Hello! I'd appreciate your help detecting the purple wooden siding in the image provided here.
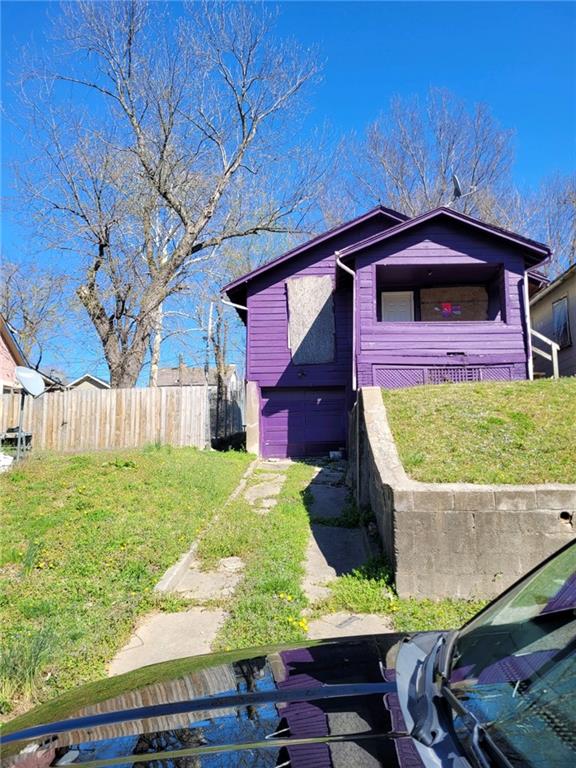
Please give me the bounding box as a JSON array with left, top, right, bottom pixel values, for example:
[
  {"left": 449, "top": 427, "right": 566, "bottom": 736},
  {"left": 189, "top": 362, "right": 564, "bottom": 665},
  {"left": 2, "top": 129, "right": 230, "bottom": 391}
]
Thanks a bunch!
[
  {"left": 355, "top": 222, "right": 530, "bottom": 386},
  {"left": 260, "top": 387, "right": 346, "bottom": 458},
  {"left": 246, "top": 217, "right": 386, "bottom": 393},
  {"left": 244, "top": 214, "right": 536, "bottom": 456}
]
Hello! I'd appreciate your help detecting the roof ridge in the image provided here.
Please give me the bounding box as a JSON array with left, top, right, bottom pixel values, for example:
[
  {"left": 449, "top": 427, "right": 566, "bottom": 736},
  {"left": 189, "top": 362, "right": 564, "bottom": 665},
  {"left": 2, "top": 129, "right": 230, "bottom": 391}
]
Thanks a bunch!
[
  {"left": 337, "top": 206, "right": 550, "bottom": 262},
  {"left": 222, "top": 205, "right": 407, "bottom": 295}
]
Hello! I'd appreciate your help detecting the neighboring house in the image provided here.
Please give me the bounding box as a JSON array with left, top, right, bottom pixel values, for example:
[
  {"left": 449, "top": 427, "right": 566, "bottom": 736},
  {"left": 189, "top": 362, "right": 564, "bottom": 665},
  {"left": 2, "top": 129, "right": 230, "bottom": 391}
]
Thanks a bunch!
[
  {"left": 0, "top": 313, "right": 28, "bottom": 393},
  {"left": 68, "top": 373, "right": 111, "bottom": 391},
  {"left": 530, "top": 263, "right": 576, "bottom": 378},
  {"left": 223, "top": 205, "right": 551, "bottom": 458},
  {"left": 157, "top": 364, "right": 239, "bottom": 394},
  {"left": 1, "top": 314, "right": 65, "bottom": 396}
]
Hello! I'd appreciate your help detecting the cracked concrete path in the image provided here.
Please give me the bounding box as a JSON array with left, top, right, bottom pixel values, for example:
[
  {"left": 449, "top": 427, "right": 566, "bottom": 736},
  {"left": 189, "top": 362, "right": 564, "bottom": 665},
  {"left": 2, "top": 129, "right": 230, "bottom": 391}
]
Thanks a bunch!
[
  {"left": 307, "top": 611, "right": 393, "bottom": 639},
  {"left": 110, "top": 458, "right": 294, "bottom": 674},
  {"left": 302, "top": 463, "right": 368, "bottom": 605},
  {"left": 108, "top": 609, "right": 227, "bottom": 676},
  {"left": 174, "top": 556, "right": 244, "bottom": 600},
  {"left": 302, "top": 462, "right": 392, "bottom": 639}
]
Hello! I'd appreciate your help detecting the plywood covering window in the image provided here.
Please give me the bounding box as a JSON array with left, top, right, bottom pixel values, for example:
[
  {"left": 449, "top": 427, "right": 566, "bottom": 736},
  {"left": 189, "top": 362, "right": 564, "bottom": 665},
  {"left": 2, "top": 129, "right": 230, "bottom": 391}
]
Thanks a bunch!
[
  {"left": 420, "top": 286, "right": 489, "bottom": 321},
  {"left": 287, "top": 275, "right": 335, "bottom": 364}
]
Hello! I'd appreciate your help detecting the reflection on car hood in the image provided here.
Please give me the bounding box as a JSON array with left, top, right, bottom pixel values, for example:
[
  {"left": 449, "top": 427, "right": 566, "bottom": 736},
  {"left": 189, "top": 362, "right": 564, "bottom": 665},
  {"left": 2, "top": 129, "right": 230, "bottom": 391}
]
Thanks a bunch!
[{"left": 0, "top": 632, "right": 448, "bottom": 768}]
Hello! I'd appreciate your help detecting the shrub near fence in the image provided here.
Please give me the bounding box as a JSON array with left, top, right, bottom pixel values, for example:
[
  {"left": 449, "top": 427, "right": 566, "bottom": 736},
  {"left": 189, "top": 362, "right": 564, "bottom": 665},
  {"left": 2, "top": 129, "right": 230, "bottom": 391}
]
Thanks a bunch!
[{"left": 0, "top": 386, "right": 209, "bottom": 452}]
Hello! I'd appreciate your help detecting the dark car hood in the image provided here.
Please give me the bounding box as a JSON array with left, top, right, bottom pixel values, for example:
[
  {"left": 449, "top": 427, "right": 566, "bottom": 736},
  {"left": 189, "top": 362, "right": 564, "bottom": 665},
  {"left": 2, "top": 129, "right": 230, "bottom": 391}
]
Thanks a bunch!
[{"left": 1, "top": 632, "right": 453, "bottom": 768}]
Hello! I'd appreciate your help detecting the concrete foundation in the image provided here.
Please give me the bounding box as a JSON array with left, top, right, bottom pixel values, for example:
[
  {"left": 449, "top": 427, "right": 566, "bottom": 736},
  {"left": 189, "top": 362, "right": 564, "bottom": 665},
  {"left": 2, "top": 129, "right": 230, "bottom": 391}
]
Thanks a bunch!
[{"left": 353, "top": 387, "right": 575, "bottom": 600}]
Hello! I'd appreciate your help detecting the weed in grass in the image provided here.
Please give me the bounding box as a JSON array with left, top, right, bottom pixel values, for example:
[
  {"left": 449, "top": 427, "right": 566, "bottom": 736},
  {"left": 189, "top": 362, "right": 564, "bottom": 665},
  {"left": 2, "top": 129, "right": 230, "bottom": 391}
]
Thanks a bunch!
[
  {"left": 393, "top": 598, "right": 486, "bottom": 633},
  {"left": 0, "top": 628, "right": 54, "bottom": 715},
  {"left": 317, "top": 557, "right": 484, "bottom": 635},
  {"left": 318, "top": 558, "right": 396, "bottom": 615},
  {"left": 20, "top": 540, "right": 42, "bottom": 576},
  {"left": 150, "top": 593, "right": 196, "bottom": 613},
  {"left": 101, "top": 458, "right": 137, "bottom": 469}
]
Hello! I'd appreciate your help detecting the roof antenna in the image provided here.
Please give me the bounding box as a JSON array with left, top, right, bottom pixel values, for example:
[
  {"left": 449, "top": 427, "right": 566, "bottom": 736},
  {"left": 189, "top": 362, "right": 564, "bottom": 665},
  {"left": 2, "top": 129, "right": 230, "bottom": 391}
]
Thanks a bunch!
[{"left": 448, "top": 173, "right": 478, "bottom": 207}]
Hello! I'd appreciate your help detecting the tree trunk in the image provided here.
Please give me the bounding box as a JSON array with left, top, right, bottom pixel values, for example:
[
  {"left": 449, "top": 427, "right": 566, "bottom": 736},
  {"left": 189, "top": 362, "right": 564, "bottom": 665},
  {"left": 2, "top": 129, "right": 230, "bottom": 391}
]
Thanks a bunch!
[
  {"left": 106, "top": 324, "right": 152, "bottom": 388},
  {"left": 148, "top": 303, "right": 163, "bottom": 387}
]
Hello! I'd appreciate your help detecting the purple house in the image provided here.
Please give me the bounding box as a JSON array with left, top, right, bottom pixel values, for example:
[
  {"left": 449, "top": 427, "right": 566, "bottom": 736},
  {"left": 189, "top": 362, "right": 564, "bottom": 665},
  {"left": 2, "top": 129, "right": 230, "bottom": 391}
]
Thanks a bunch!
[{"left": 222, "top": 206, "right": 550, "bottom": 458}]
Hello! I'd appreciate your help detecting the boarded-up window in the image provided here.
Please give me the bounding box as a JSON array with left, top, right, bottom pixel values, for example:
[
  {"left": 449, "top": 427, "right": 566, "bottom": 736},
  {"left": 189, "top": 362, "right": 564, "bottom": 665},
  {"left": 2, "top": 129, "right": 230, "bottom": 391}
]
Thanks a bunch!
[
  {"left": 287, "top": 275, "right": 335, "bottom": 364},
  {"left": 420, "top": 286, "right": 489, "bottom": 321}
]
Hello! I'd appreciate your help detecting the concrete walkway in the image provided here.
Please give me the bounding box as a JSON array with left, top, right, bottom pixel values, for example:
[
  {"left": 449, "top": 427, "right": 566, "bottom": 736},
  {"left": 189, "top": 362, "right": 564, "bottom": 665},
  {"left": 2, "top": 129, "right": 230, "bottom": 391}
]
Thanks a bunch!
[
  {"left": 109, "top": 457, "right": 391, "bottom": 676},
  {"left": 302, "top": 462, "right": 394, "bottom": 638},
  {"left": 108, "top": 457, "right": 292, "bottom": 676}
]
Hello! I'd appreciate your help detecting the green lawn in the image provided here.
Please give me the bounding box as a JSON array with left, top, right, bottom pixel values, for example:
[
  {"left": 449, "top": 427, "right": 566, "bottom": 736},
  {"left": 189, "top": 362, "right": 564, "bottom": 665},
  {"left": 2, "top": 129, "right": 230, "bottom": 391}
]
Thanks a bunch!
[
  {"left": 1, "top": 447, "right": 494, "bottom": 720},
  {"left": 311, "top": 557, "right": 485, "bottom": 631},
  {"left": 382, "top": 378, "right": 576, "bottom": 484},
  {"left": 0, "top": 446, "right": 251, "bottom": 716}
]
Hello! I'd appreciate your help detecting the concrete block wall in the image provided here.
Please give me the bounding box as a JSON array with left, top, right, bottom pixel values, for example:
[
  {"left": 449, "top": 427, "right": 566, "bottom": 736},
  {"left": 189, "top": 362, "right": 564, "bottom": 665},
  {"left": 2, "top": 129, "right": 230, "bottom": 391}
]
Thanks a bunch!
[{"left": 355, "top": 387, "right": 575, "bottom": 599}]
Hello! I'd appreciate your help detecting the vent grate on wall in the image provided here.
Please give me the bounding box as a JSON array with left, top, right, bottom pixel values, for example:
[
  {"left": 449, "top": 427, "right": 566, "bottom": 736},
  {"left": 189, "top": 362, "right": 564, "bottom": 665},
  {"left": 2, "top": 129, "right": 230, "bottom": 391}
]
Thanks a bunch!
[
  {"left": 373, "top": 365, "right": 513, "bottom": 389},
  {"left": 427, "top": 367, "right": 482, "bottom": 384}
]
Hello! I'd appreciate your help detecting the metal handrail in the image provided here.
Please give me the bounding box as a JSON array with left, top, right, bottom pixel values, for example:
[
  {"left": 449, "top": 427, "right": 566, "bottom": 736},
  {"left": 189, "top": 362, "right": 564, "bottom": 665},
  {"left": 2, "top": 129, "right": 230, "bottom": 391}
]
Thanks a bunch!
[{"left": 530, "top": 329, "right": 560, "bottom": 379}]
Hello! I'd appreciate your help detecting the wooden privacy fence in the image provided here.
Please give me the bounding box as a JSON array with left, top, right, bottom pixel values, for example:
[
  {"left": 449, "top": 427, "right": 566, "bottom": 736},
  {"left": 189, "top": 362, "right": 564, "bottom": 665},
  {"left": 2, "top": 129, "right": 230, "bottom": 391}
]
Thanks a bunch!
[{"left": 0, "top": 386, "right": 209, "bottom": 452}]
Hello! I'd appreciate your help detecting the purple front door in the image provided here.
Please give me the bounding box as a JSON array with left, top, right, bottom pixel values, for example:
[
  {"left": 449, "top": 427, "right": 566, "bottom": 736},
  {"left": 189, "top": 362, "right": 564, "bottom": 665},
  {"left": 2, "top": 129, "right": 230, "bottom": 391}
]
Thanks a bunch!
[{"left": 260, "top": 387, "right": 347, "bottom": 459}]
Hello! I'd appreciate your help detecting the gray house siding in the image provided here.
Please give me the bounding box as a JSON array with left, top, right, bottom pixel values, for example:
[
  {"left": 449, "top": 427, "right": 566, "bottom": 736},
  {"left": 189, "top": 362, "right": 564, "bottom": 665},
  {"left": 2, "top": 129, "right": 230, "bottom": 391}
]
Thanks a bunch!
[{"left": 531, "top": 266, "right": 576, "bottom": 377}]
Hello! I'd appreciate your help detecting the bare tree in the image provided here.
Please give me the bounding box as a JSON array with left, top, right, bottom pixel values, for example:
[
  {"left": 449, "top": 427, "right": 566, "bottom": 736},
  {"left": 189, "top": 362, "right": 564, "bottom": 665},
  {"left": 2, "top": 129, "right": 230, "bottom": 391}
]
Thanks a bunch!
[
  {"left": 533, "top": 173, "right": 576, "bottom": 274},
  {"left": 0, "top": 258, "right": 67, "bottom": 365},
  {"left": 16, "top": 1, "right": 321, "bottom": 387},
  {"left": 480, "top": 173, "right": 576, "bottom": 276},
  {"left": 349, "top": 88, "right": 514, "bottom": 219}
]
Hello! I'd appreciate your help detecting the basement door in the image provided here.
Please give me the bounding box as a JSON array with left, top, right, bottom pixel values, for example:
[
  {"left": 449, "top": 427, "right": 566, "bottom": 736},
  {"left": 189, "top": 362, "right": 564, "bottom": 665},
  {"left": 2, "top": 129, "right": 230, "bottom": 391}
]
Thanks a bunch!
[{"left": 260, "top": 387, "right": 347, "bottom": 459}]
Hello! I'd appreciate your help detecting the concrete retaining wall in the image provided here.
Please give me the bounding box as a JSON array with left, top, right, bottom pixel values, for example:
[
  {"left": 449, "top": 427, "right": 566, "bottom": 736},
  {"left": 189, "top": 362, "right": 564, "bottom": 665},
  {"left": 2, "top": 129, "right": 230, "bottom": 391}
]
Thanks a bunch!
[{"left": 353, "top": 387, "right": 575, "bottom": 599}]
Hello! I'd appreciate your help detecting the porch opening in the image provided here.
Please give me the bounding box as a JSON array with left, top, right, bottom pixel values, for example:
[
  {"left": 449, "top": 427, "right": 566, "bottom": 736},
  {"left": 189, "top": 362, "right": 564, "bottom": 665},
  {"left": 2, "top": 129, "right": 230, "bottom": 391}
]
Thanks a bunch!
[{"left": 376, "top": 264, "right": 505, "bottom": 323}]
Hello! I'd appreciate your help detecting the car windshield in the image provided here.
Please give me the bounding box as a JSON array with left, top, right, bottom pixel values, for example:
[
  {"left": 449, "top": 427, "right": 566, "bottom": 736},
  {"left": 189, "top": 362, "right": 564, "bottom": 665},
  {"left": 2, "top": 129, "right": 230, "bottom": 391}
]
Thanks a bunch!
[{"left": 448, "top": 543, "right": 576, "bottom": 768}]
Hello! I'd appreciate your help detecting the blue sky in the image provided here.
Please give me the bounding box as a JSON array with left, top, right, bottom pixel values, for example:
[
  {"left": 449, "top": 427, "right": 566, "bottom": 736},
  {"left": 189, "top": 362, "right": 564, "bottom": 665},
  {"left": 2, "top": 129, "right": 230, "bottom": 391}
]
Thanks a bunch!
[
  {"left": 1, "top": 1, "right": 575, "bottom": 379},
  {"left": 274, "top": 1, "right": 576, "bottom": 187}
]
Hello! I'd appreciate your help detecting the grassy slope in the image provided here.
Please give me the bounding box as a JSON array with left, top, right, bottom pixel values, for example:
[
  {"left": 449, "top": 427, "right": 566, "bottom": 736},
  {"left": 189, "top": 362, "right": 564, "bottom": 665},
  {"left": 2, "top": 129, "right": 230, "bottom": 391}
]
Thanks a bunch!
[
  {"left": 383, "top": 378, "right": 576, "bottom": 484},
  {"left": 0, "top": 447, "right": 251, "bottom": 714}
]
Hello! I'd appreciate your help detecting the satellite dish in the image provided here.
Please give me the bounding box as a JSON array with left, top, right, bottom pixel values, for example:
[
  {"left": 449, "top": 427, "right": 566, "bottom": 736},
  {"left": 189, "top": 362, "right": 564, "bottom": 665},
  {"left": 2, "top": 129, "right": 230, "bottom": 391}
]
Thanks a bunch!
[
  {"left": 452, "top": 174, "right": 463, "bottom": 199},
  {"left": 15, "top": 366, "right": 45, "bottom": 398}
]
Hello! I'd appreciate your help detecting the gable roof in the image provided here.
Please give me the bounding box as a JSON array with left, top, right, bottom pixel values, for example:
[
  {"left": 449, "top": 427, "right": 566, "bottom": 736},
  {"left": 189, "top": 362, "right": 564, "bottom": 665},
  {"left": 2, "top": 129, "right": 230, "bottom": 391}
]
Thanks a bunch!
[
  {"left": 222, "top": 205, "right": 408, "bottom": 300},
  {"left": 336, "top": 206, "right": 551, "bottom": 265},
  {"left": 530, "top": 262, "right": 576, "bottom": 306},
  {"left": 68, "top": 373, "right": 110, "bottom": 389}
]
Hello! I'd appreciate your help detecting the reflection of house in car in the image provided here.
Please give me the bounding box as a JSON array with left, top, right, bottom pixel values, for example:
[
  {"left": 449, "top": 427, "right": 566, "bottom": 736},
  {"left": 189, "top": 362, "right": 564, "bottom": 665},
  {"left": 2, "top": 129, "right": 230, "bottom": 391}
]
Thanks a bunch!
[
  {"left": 222, "top": 206, "right": 552, "bottom": 458},
  {"left": 530, "top": 263, "right": 575, "bottom": 378}
]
